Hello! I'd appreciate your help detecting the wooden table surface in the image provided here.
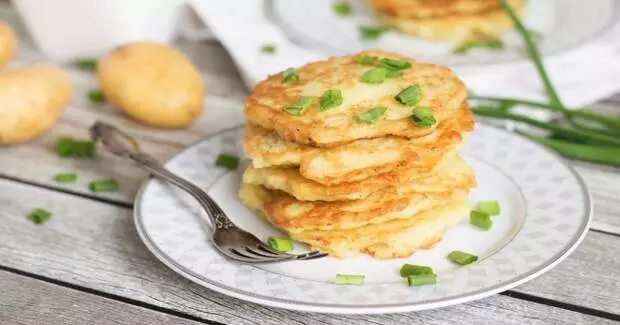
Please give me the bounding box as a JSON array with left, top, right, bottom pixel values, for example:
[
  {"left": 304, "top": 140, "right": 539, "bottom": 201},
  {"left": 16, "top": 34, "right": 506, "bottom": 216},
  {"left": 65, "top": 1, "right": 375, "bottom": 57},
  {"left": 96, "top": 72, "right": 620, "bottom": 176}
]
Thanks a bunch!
[{"left": 1, "top": 13, "right": 620, "bottom": 325}]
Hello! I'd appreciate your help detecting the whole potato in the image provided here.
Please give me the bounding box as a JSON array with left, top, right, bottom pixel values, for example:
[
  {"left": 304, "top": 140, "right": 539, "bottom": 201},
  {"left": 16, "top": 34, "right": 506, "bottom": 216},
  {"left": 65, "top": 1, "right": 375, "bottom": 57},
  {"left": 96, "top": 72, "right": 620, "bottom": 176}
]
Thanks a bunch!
[
  {"left": 97, "top": 42, "right": 205, "bottom": 128},
  {"left": 0, "top": 21, "right": 17, "bottom": 69},
  {"left": 0, "top": 65, "right": 73, "bottom": 144}
]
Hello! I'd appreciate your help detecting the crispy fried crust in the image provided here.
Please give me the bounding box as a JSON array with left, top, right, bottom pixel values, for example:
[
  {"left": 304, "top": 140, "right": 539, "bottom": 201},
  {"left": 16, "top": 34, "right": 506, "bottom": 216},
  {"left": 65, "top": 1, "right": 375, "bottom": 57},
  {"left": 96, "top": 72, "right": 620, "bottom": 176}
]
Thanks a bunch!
[{"left": 245, "top": 50, "right": 466, "bottom": 147}]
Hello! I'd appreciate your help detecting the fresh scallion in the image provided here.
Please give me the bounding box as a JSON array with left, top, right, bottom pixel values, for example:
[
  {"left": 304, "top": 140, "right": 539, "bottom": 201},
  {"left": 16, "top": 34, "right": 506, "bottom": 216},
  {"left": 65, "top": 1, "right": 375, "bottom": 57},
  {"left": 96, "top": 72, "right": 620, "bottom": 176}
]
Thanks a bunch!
[
  {"left": 55, "top": 137, "right": 96, "bottom": 158},
  {"left": 215, "top": 154, "right": 240, "bottom": 170},
  {"left": 411, "top": 107, "right": 436, "bottom": 128},
  {"left": 267, "top": 236, "right": 294, "bottom": 252},
  {"left": 319, "top": 89, "right": 344, "bottom": 111},
  {"left": 27, "top": 208, "right": 52, "bottom": 225},
  {"left": 335, "top": 274, "right": 365, "bottom": 285},
  {"left": 407, "top": 274, "right": 437, "bottom": 287},
  {"left": 385, "top": 70, "right": 403, "bottom": 78},
  {"left": 355, "top": 107, "right": 386, "bottom": 124},
  {"left": 447, "top": 251, "right": 479, "bottom": 266},
  {"left": 261, "top": 44, "right": 276, "bottom": 54},
  {"left": 395, "top": 85, "right": 421, "bottom": 106},
  {"left": 75, "top": 58, "right": 97, "bottom": 71},
  {"left": 476, "top": 201, "right": 501, "bottom": 216},
  {"left": 470, "top": 210, "right": 492, "bottom": 230},
  {"left": 89, "top": 179, "right": 119, "bottom": 192},
  {"left": 399, "top": 264, "right": 434, "bottom": 277},
  {"left": 359, "top": 26, "right": 389, "bottom": 41},
  {"left": 453, "top": 38, "right": 504, "bottom": 55},
  {"left": 281, "top": 68, "right": 299, "bottom": 84},
  {"left": 333, "top": 1, "right": 352, "bottom": 16},
  {"left": 355, "top": 55, "right": 378, "bottom": 65},
  {"left": 360, "top": 68, "right": 387, "bottom": 84},
  {"left": 378, "top": 58, "right": 411, "bottom": 70},
  {"left": 282, "top": 96, "right": 315, "bottom": 116},
  {"left": 88, "top": 89, "right": 105, "bottom": 103},
  {"left": 53, "top": 173, "right": 78, "bottom": 183}
]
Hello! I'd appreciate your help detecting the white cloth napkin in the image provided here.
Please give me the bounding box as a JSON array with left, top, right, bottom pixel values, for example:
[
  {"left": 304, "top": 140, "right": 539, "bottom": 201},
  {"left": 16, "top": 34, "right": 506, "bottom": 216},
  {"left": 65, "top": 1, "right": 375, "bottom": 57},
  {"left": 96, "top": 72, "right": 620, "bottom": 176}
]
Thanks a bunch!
[{"left": 189, "top": 0, "right": 620, "bottom": 109}]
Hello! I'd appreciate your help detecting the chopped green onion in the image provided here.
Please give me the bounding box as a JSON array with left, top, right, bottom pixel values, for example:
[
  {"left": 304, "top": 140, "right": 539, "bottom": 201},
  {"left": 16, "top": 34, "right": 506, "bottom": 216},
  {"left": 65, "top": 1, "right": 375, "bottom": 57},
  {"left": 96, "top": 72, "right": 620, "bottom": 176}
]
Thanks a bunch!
[
  {"left": 407, "top": 274, "right": 437, "bottom": 287},
  {"left": 378, "top": 58, "right": 411, "bottom": 70},
  {"left": 335, "top": 274, "right": 365, "bottom": 285},
  {"left": 281, "top": 68, "right": 299, "bottom": 84},
  {"left": 470, "top": 210, "right": 492, "bottom": 230},
  {"left": 447, "top": 251, "right": 478, "bottom": 265},
  {"left": 88, "top": 89, "right": 105, "bottom": 103},
  {"left": 75, "top": 58, "right": 97, "bottom": 71},
  {"left": 395, "top": 85, "right": 421, "bottom": 106},
  {"left": 453, "top": 38, "right": 505, "bottom": 55},
  {"left": 282, "top": 96, "right": 315, "bottom": 116},
  {"left": 355, "top": 107, "right": 386, "bottom": 124},
  {"left": 333, "top": 1, "right": 352, "bottom": 16},
  {"left": 399, "top": 264, "right": 434, "bottom": 277},
  {"left": 411, "top": 107, "right": 436, "bottom": 128},
  {"left": 476, "top": 201, "right": 501, "bottom": 216},
  {"left": 385, "top": 70, "right": 403, "bottom": 78},
  {"left": 261, "top": 44, "right": 276, "bottom": 54},
  {"left": 267, "top": 236, "right": 294, "bottom": 252},
  {"left": 55, "top": 137, "right": 96, "bottom": 158},
  {"left": 89, "top": 179, "right": 119, "bottom": 192},
  {"left": 359, "top": 26, "right": 389, "bottom": 41},
  {"left": 319, "top": 89, "right": 344, "bottom": 111},
  {"left": 361, "top": 68, "right": 386, "bottom": 84},
  {"left": 355, "top": 55, "right": 378, "bottom": 65},
  {"left": 53, "top": 173, "right": 78, "bottom": 183},
  {"left": 27, "top": 208, "right": 52, "bottom": 225},
  {"left": 215, "top": 154, "right": 240, "bottom": 170}
]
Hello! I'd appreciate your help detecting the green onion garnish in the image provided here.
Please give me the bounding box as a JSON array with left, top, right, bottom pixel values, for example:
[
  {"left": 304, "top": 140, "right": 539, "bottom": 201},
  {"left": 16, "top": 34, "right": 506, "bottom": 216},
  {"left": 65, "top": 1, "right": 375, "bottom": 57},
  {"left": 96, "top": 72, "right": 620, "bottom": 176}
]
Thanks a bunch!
[
  {"left": 355, "top": 107, "right": 386, "bottom": 124},
  {"left": 359, "top": 26, "right": 388, "bottom": 41},
  {"left": 27, "top": 208, "right": 52, "bottom": 225},
  {"left": 88, "top": 89, "right": 105, "bottom": 103},
  {"left": 355, "top": 55, "right": 378, "bottom": 65},
  {"left": 333, "top": 1, "right": 352, "bottom": 16},
  {"left": 319, "top": 89, "right": 344, "bottom": 111},
  {"left": 378, "top": 58, "right": 411, "bottom": 70},
  {"left": 75, "top": 58, "right": 97, "bottom": 71},
  {"left": 53, "top": 173, "right": 78, "bottom": 183},
  {"left": 407, "top": 274, "right": 437, "bottom": 287},
  {"left": 476, "top": 201, "right": 501, "bottom": 216},
  {"left": 453, "top": 38, "right": 505, "bottom": 55},
  {"left": 470, "top": 210, "right": 492, "bottom": 230},
  {"left": 411, "top": 107, "right": 436, "bottom": 128},
  {"left": 281, "top": 68, "right": 299, "bottom": 84},
  {"left": 55, "top": 137, "right": 96, "bottom": 158},
  {"left": 215, "top": 154, "right": 240, "bottom": 170},
  {"left": 282, "top": 96, "right": 315, "bottom": 116},
  {"left": 395, "top": 85, "right": 421, "bottom": 106},
  {"left": 267, "top": 236, "right": 294, "bottom": 252},
  {"left": 385, "top": 70, "right": 403, "bottom": 78},
  {"left": 447, "top": 251, "right": 478, "bottom": 266},
  {"left": 89, "top": 179, "right": 119, "bottom": 192},
  {"left": 361, "top": 68, "right": 387, "bottom": 84},
  {"left": 399, "top": 264, "right": 434, "bottom": 277},
  {"left": 261, "top": 44, "right": 276, "bottom": 54},
  {"left": 335, "top": 274, "right": 365, "bottom": 285}
]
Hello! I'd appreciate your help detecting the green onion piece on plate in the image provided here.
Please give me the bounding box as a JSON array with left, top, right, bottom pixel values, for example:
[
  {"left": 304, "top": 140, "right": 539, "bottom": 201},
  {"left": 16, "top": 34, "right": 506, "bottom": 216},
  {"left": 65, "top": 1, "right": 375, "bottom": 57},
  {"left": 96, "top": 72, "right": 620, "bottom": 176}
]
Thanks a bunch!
[
  {"left": 359, "top": 26, "right": 388, "bottom": 41},
  {"left": 281, "top": 68, "right": 299, "bottom": 84},
  {"left": 335, "top": 274, "right": 365, "bottom": 285},
  {"left": 261, "top": 44, "right": 276, "bottom": 54},
  {"left": 333, "top": 1, "right": 352, "bottom": 16},
  {"left": 88, "top": 89, "right": 105, "bottom": 103},
  {"left": 215, "top": 154, "right": 240, "bottom": 170},
  {"left": 395, "top": 85, "right": 421, "bottom": 106},
  {"left": 27, "top": 208, "right": 52, "bottom": 225},
  {"left": 53, "top": 173, "right": 78, "bottom": 183},
  {"left": 378, "top": 58, "right": 411, "bottom": 70},
  {"left": 355, "top": 107, "right": 386, "bottom": 124},
  {"left": 361, "top": 68, "right": 387, "bottom": 84},
  {"left": 411, "top": 107, "right": 436, "bottom": 128},
  {"left": 470, "top": 210, "right": 492, "bottom": 230},
  {"left": 267, "top": 236, "right": 294, "bottom": 252},
  {"left": 75, "top": 58, "right": 97, "bottom": 71},
  {"left": 55, "top": 137, "right": 96, "bottom": 158},
  {"left": 355, "top": 55, "right": 378, "bottom": 65},
  {"left": 282, "top": 96, "right": 315, "bottom": 116},
  {"left": 407, "top": 274, "right": 437, "bottom": 287},
  {"left": 89, "top": 179, "right": 119, "bottom": 192},
  {"left": 399, "top": 264, "right": 434, "bottom": 277},
  {"left": 447, "top": 251, "right": 479, "bottom": 266},
  {"left": 320, "top": 89, "right": 344, "bottom": 111},
  {"left": 476, "top": 200, "right": 501, "bottom": 216},
  {"left": 453, "top": 38, "right": 505, "bottom": 55}
]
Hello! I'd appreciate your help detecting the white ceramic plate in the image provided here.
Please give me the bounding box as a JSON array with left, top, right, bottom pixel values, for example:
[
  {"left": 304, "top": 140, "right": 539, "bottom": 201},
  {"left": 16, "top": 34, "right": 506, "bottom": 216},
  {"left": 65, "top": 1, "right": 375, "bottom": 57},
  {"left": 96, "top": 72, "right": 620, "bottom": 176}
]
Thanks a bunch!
[
  {"left": 134, "top": 124, "right": 591, "bottom": 314},
  {"left": 265, "top": 0, "right": 620, "bottom": 67}
]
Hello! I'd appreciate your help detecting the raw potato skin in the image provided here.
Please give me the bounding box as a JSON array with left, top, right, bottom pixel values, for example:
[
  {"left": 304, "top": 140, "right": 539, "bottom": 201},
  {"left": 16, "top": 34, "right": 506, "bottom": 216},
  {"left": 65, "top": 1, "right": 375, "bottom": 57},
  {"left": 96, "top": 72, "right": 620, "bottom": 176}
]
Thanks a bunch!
[
  {"left": 97, "top": 42, "right": 205, "bottom": 128},
  {"left": 0, "top": 65, "right": 73, "bottom": 144},
  {"left": 0, "top": 21, "right": 17, "bottom": 69}
]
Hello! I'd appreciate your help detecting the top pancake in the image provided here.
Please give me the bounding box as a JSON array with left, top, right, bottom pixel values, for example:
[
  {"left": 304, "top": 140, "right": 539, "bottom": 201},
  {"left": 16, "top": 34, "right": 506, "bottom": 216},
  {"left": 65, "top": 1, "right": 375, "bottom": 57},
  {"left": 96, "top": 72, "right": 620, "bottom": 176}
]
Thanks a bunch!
[
  {"left": 368, "top": 0, "right": 523, "bottom": 19},
  {"left": 245, "top": 50, "right": 466, "bottom": 147}
]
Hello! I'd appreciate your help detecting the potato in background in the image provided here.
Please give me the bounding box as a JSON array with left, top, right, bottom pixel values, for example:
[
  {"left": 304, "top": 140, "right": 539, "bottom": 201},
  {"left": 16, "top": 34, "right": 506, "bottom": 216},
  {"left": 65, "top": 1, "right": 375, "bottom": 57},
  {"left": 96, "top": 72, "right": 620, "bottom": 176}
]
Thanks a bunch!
[{"left": 0, "top": 21, "right": 17, "bottom": 69}]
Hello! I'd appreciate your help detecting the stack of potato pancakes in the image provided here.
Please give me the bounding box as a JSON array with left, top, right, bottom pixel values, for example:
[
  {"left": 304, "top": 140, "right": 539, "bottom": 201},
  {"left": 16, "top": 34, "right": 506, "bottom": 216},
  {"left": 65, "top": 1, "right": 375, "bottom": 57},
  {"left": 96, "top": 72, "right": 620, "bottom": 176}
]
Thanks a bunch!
[{"left": 240, "top": 50, "right": 476, "bottom": 259}]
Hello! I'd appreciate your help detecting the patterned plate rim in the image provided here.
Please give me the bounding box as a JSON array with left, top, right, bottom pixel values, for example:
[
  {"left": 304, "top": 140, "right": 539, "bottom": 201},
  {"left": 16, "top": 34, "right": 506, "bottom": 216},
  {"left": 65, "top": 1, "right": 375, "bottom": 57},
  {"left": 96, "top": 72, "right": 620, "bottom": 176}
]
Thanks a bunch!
[{"left": 133, "top": 124, "right": 592, "bottom": 314}]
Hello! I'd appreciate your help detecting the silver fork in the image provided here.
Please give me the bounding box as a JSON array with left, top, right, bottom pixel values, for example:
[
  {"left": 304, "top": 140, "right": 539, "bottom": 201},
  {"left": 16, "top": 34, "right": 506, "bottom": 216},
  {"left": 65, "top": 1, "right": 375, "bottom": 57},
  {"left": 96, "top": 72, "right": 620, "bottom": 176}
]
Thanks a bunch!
[{"left": 90, "top": 121, "right": 327, "bottom": 263}]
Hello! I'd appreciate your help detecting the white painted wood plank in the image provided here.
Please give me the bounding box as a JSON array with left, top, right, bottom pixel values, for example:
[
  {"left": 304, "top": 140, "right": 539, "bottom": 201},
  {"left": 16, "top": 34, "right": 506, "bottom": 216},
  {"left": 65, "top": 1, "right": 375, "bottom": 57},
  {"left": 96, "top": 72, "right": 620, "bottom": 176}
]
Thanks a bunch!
[{"left": 0, "top": 179, "right": 617, "bottom": 324}]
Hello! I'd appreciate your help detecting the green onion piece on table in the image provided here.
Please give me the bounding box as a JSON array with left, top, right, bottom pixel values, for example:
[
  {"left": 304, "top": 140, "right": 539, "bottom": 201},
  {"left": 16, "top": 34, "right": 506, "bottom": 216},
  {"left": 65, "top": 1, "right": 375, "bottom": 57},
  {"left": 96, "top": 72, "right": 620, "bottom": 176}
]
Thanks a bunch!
[
  {"left": 88, "top": 89, "right": 105, "bottom": 103},
  {"left": 399, "top": 264, "right": 434, "bottom": 277},
  {"left": 282, "top": 96, "right": 315, "bottom": 116},
  {"left": 215, "top": 154, "right": 240, "bottom": 170},
  {"left": 55, "top": 137, "right": 96, "bottom": 158},
  {"left": 267, "top": 236, "right": 294, "bottom": 252},
  {"left": 470, "top": 210, "right": 492, "bottom": 230},
  {"left": 53, "top": 173, "right": 78, "bottom": 183},
  {"left": 27, "top": 208, "right": 52, "bottom": 225},
  {"left": 355, "top": 107, "right": 386, "bottom": 124},
  {"left": 261, "top": 44, "right": 276, "bottom": 54},
  {"left": 359, "top": 26, "right": 388, "bottom": 41},
  {"left": 395, "top": 86, "right": 421, "bottom": 106},
  {"left": 447, "top": 251, "right": 479, "bottom": 266},
  {"left": 476, "top": 201, "right": 501, "bottom": 216},
  {"left": 320, "top": 89, "right": 344, "bottom": 111},
  {"left": 407, "top": 274, "right": 437, "bottom": 287},
  {"left": 335, "top": 274, "right": 365, "bottom": 285},
  {"left": 411, "top": 107, "right": 436, "bottom": 128},
  {"left": 75, "top": 58, "right": 97, "bottom": 71},
  {"left": 361, "top": 68, "right": 387, "bottom": 84},
  {"left": 355, "top": 55, "right": 378, "bottom": 65},
  {"left": 89, "top": 179, "right": 119, "bottom": 192},
  {"left": 281, "top": 68, "right": 299, "bottom": 84},
  {"left": 378, "top": 58, "right": 411, "bottom": 70},
  {"left": 333, "top": 1, "right": 352, "bottom": 16}
]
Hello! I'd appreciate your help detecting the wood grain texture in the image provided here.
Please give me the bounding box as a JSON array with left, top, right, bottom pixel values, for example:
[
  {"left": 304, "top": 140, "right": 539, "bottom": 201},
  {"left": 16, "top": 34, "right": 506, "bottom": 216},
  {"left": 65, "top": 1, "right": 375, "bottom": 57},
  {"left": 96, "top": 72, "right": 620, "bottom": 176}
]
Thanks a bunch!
[
  {"left": 0, "top": 270, "right": 209, "bottom": 325},
  {"left": 0, "top": 179, "right": 617, "bottom": 325}
]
